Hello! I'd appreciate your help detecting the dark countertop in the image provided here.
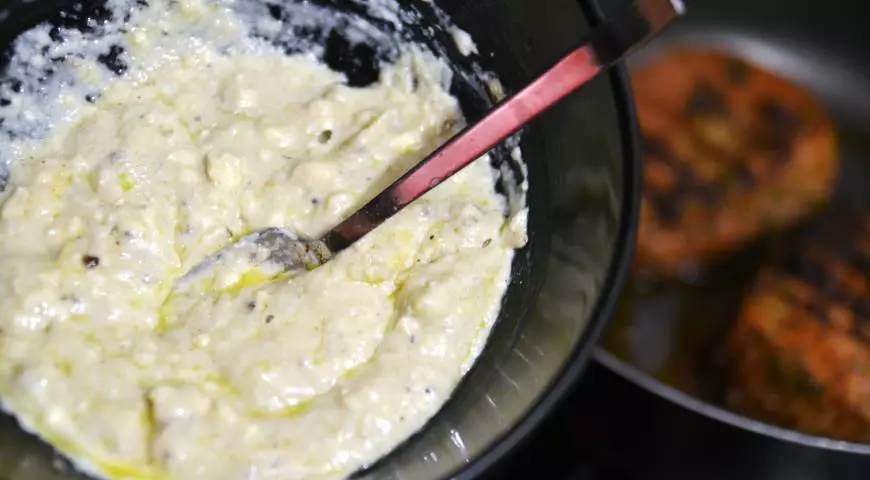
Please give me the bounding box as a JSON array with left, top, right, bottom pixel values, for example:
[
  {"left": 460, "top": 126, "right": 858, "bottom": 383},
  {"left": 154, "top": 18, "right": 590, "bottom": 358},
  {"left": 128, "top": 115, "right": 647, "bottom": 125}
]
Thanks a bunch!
[{"left": 484, "top": 361, "right": 635, "bottom": 480}]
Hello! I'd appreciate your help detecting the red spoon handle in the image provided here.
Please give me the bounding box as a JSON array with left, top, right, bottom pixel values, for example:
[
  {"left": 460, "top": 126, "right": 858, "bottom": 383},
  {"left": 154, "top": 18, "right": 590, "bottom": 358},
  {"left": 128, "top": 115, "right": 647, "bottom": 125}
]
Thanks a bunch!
[
  {"left": 323, "top": 0, "right": 685, "bottom": 253},
  {"left": 393, "top": 45, "right": 601, "bottom": 201}
]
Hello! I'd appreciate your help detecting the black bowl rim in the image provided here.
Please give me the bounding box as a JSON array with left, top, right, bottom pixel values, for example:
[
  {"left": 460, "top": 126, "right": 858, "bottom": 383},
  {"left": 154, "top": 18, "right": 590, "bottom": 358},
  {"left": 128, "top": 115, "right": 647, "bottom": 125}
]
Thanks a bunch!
[
  {"left": 449, "top": 3, "right": 643, "bottom": 477},
  {"left": 594, "top": 343, "right": 870, "bottom": 454}
]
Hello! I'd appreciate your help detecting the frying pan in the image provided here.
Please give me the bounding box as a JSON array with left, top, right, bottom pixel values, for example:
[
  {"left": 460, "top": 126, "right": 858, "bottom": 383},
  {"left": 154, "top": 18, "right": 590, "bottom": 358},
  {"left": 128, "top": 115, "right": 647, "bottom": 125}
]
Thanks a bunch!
[
  {"left": 0, "top": 0, "right": 639, "bottom": 479},
  {"left": 575, "top": 0, "right": 870, "bottom": 478}
]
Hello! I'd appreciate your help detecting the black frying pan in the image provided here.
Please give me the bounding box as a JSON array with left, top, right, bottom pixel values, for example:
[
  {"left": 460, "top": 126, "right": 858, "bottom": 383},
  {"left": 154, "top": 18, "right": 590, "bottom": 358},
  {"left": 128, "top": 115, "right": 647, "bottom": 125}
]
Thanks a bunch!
[{"left": 574, "top": 0, "right": 870, "bottom": 478}]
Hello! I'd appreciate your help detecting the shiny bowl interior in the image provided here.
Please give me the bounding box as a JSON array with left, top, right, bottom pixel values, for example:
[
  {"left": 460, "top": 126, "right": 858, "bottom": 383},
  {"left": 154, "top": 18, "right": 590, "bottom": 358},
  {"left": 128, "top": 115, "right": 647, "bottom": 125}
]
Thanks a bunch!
[{"left": 0, "top": 0, "right": 638, "bottom": 479}]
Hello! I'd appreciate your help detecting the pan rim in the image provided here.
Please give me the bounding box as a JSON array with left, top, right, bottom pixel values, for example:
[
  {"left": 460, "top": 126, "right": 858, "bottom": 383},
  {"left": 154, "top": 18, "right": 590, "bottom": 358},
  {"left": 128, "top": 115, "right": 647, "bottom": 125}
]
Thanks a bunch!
[{"left": 593, "top": 349, "right": 870, "bottom": 455}]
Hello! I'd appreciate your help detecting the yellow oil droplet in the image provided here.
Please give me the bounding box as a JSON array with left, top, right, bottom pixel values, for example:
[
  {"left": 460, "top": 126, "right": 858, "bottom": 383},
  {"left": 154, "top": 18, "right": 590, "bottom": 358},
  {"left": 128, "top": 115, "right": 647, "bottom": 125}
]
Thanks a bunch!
[
  {"left": 100, "top": 460, "right": 167, "bottom": 480},
  {"left": 51, "top": 172, "right": 73, "bottom": 198},
  {"left": 250, "top": 400, "right": 313, "bottom": 419},
  {"left": 4, "top": 403, "right": 168, "bottom": 480},
  {"left": 56, "top": 360, "right": 72, "bottom": 376},
  {"left": 221, "top": 269, "right": 276, "bottom": 295},
  {"left": 119, "top": 172, "right": 136, "bottom": 192}
]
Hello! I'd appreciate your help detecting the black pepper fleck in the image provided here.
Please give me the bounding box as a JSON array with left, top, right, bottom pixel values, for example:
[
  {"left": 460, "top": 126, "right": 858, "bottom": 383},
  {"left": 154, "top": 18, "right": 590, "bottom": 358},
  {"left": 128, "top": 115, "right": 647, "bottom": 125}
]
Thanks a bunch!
[
  {"left": 424, "top": 387, "right": 434, "bottom": 395},
  {"left": 317, "top": 130, "right": 333, "bottom": 143},
  {"left": 429, "top": 235, "right": 435, "bottom": 240},
  {"left": 247, "top": 301, "right": 257, "bottom": 311},
  {"left": 266, "top": 3, "right": 282, "bottom": 19},
  {"left": 265, "top": 314, "right": 275, "bottom": 324},
  {"left": 482, "top": 238, "right": 492, "bottom": 248},
  {"left": 82, "top": 255, "right": 100, "bottom": 269},
  {"left": 311, "top": 197, "right": 321, "bottom": 205}
]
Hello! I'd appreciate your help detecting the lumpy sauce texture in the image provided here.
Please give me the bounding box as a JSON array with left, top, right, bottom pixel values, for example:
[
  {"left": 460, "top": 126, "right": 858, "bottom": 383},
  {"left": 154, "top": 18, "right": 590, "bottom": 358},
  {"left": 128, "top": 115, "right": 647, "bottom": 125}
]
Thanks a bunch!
[{"left": 0, "top": 0, "right": 527, "bottom": 478}]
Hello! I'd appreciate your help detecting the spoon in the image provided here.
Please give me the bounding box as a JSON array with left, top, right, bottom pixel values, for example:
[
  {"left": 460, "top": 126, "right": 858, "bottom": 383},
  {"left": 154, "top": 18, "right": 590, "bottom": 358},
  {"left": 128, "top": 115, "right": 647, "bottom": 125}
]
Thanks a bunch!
[{"left": 179, "top": 0, "right": 685, "bottom": 284}]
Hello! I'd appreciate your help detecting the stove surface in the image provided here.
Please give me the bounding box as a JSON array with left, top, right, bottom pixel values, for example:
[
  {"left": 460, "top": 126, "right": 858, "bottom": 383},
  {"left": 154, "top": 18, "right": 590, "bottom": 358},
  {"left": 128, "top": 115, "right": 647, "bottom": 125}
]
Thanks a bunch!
[{"left": 484, "top": 364, "right": 635, "bottom": 480}]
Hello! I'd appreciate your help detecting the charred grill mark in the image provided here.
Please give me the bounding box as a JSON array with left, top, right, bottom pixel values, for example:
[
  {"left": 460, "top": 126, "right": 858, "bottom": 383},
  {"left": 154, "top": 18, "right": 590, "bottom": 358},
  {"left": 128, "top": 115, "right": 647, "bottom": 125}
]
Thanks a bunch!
[
  {"left": 644, "top": 80, "right": 765, "bottom": 217},
  {"left": 806, "top": 299, "right": 830, "bottom": 325},
  {"left": 732, "top": 162, "right": 756, "bottom": 188},
  {"left": 775, "top": 216, "right": 870, "bottom": 337},
  {"left": 642, "top": 128, "right": 741, "bottom": 221},
  {"left": 647, "top": 192, "right": 682, "bottom": 225},
  {"left": 641, "top": 134, "right": 668, "bottom": 158},
  {"left": 766, "top": 141, "right": 794, "bottom": 166},
  {"left": 649, "top": 151, "right": 697, "bottom": 190},
  {"left": 687, "top": 81, "right": 728, "bottom": 116},
  {"left": 771, "top": 278, "right": 829, "bottom": 326},
  {"left": 751, "top": 103, "right": 801, "bottom": 167},
  {"left": 724, "top": 57, "right": 750, "bottom": 86},
  {"left": 758, "top": 99, "right": 801, "bottom": 137},
  {"left": 647, "top": 88, "right": 812, "bottom": 207},
  {"left": 641, "top": 134, "right": 704, "bottom": 223},
  {"left": 655, "top": 128, "right": 756, "bottom": 207},
  {"left": 802, "top": 216, "right": 870, "bottom": 279}
]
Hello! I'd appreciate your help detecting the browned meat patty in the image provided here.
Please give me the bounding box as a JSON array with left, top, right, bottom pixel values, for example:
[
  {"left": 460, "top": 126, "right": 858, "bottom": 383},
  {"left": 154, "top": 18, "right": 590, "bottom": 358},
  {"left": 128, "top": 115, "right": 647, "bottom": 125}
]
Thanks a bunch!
[
  {"left": 632, "top": 48, "right": 839, "bottom": 276},
  {"left": 728, "top": 212, "right": 870, "bottom": 441}
]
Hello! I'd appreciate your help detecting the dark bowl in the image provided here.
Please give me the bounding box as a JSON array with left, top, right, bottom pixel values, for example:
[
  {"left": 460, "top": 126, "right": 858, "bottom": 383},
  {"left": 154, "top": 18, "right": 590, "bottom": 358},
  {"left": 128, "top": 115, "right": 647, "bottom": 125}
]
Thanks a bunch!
[{"left": 0, "top": 0, "right": 639, "bottom": 479}]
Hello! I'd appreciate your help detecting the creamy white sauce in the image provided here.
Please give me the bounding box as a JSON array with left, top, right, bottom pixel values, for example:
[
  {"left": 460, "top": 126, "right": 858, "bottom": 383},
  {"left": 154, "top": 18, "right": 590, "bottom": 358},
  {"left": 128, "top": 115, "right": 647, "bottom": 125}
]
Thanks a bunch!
[{"left": 0, "top": 0, "right": 526, "bottom": 479}]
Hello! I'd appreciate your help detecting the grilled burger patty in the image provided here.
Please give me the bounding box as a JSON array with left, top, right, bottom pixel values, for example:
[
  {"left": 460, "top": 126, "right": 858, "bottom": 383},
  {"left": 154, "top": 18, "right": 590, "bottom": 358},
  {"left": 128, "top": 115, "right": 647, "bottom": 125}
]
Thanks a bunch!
[
  {"left": 728, "top": 212, "right": 870, "bottom": 441},
  {"left": 632, "top": 49, "right": 839, "bottom": 276}
]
